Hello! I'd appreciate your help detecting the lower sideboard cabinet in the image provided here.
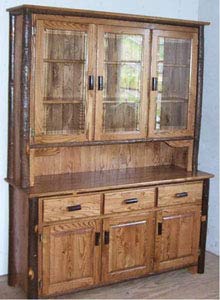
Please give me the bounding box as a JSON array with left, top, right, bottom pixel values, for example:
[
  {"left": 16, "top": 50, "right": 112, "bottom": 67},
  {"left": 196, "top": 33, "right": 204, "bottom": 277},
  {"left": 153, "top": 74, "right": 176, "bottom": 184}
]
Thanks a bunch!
[{"left": 35, "top": 181, "right": 206, "bottom": 297}]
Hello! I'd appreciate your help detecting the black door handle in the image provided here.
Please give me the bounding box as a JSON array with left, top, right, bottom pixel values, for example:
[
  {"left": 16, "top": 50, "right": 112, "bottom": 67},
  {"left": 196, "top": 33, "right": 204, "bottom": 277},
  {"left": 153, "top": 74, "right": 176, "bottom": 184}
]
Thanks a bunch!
[
  {"left": 67, "top": 204, "right": 81, "bottom": 212},
  {"left": 158, "top": 222, "right": 162, "bottom": 235},
  {"left": 98, "top": 76, "right": 103, "bottom": 90},
  {"left": 152, "top": 77, "right": 158, "bottom": 91},
  {"left": 88, "top": 75, "right": 94, "bottom": 90}
]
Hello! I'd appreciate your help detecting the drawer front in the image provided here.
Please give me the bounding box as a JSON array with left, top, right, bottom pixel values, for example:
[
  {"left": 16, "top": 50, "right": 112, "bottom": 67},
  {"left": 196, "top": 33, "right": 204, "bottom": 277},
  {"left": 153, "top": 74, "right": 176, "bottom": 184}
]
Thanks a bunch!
[
  {"left": 43, "top": 194, "right": 101, "bottom": 222},
  {"left": 158, "top": 182, "right": 203, "bottom": 207},
  {"left": 104, "top": 188, "right": 155, "bottom": 214}
]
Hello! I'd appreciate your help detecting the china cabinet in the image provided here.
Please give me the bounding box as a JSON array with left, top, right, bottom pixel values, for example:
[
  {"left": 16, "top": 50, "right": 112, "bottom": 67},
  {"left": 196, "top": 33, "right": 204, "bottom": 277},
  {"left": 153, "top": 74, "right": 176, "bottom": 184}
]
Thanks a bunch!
[{"left": 6, "top": 5, "right": 213, "bottom": 299}]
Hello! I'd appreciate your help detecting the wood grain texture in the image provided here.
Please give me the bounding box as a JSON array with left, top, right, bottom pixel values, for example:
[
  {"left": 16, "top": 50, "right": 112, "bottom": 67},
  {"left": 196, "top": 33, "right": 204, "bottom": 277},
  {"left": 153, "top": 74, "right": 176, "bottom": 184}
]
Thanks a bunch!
[
  {"left": 102, "top": 212, "right": 155, "bottom": 283},
  {"left": 31, "top": 142, "right": 187, "bottom": 180},
  {"left": 7, "top": 14, "right": 16, "bottom": 181},
  {"left": 104, "top": 188, "right": 155, "bottom": 214},
  {"left": 8, "top": 186, "right": 29, "bottom": 293},
  {"left": 192, "top": 26, "right": 204, "bottom": 174},
  {"left": 42, "top": 219, "right": 101, "bottom": 296},
  {"left": 29, "top": 166, "right": 213, "bottom": 197},
  {"left": 42, "top": 194, "right": 101, "bottom": 223},
  {"left": 1, "top": 252, "right": 218, "bottom": 299},
  {"left": 155, "top": 205, "right": 201, "bottom": 272},
  {"left": 198, "top": 178, "right": 209, "bottom": 273},
  {"left": 20, "top": 11, "right": 32, "bottom": 188},
  {"left": 158, "top": 181, "right": 203, "bottom": 207}
]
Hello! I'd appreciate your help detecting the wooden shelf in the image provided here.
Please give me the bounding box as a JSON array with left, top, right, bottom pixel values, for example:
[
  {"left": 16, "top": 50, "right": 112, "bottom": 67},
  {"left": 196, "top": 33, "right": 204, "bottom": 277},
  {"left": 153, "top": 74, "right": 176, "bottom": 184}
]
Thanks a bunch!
[{"left": 25, "top": 166, "right": 213, "bottom": 197}]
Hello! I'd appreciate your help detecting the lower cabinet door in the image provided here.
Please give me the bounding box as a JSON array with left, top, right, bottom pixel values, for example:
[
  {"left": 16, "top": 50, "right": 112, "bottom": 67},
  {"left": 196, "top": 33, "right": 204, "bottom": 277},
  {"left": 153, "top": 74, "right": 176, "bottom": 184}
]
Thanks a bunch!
[
  {"left": 102, "top": 213, "right": 155, "bottom": 283},
  {"left": 155, "top": 205, "right": 201, "bottom": 271},
  {"left": 42, "top": 219, "right": 101, "bottom": 296}
]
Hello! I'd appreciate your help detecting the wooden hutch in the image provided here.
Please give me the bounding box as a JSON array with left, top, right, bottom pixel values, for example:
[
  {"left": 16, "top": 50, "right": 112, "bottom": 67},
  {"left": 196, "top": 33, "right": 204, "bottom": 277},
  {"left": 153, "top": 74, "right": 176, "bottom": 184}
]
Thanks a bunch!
[{"left": 6, "top": 5, "right": 213, "bottom": 298}]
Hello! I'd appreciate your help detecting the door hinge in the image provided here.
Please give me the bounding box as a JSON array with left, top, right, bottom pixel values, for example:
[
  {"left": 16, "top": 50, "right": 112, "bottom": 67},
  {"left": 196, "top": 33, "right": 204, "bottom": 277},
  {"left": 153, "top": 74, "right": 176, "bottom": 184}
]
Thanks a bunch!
[
  {"left": 30, "top": 128, "right": 35, "bottom": 138},
  {"left": 198, "top": 248, "right": 201, "bottom": 256},
  {"left": 32, "top": 26, "right": 37, "bottom": 36},
  {"left": 95, "top": 232, "right": 100, "bottom": 246},
  {"left": 39, "top": 233, "right": 43, "bottom": 242},
  {"left": 38, "top": 279, "right": 42, "bottom": 289}
]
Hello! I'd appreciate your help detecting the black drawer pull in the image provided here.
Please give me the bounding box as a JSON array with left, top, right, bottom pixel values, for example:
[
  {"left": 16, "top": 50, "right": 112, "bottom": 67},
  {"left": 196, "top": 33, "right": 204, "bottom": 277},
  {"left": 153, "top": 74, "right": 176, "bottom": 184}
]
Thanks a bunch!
[
  {"left": 67, "top": 204, "right": 81, "bottom": 212},
  {"left": 124, "top": 198, "right": 138, "bottom": 204},
  {"left": 152, "top": 77, "right": 158, "bottom": 91},
  {"left": 158, "top": 222, "right": 162, "bottom": 235},
  {"left": 88, "top": 75, "right": 94, "bottom": 90},
  {"left": 98, "top": 76, "right": 103, "bottom": 90},
  {"left": 175, "top": 192, "right": 188, "bottom": 198}
]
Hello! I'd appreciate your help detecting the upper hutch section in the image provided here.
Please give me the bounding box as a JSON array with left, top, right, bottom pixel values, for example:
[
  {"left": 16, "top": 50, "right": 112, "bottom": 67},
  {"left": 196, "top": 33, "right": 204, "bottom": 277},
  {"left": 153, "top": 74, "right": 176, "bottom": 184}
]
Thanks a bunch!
[
  {"left": 7, "top": 5, "right": 210, "bottom": 190},
  {"left": 7, "top": 5, "right": 209, "bottom": 147}
]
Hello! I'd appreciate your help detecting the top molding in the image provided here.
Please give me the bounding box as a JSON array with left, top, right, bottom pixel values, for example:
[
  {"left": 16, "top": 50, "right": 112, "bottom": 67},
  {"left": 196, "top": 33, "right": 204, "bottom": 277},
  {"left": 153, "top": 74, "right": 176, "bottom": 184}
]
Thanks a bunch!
[{"left": 7, "top": 4, "right": 210, "bottom": 27}]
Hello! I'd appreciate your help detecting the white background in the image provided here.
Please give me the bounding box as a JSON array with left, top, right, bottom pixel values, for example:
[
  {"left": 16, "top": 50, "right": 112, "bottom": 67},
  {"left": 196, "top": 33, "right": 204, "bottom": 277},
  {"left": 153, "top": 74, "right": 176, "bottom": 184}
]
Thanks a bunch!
[{"left": 0, "top": 0, "right": 219, "bottom": 275}]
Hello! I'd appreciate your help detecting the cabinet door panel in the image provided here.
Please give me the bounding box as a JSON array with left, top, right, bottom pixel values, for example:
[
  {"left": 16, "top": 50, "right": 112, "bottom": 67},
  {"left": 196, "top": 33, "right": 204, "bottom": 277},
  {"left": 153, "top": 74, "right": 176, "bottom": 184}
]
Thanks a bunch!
[
  {"left": 155, "top": 206, "right": 201, "bottom": 271},
  {"left": 42, "top": 219, "right": 101, "bottom": 296},
  {"left": 34, "top": 20, "right": 96, "bottom": 143},
  {"left": 95, "top": 26, "right": 150, "bottom": 140},
  {"left": 149, "top": 30, "right": 198, "bottom": 137},
  {"left": 102, "top": 213, "right": 155, "bottom": 283}
]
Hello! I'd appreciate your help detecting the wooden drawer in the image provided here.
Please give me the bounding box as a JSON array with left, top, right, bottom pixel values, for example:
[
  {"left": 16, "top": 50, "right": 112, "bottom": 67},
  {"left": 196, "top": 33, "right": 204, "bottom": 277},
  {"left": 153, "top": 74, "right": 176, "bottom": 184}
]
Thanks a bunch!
[
  {"left": 104, "top": 188, "right": 155, "bottom": 214},
  {"left": 42, "top": 194, "right": 101, "bottom": 222},
  {"left": 158, "top": 182, "right": 203, "bottom": 207}
]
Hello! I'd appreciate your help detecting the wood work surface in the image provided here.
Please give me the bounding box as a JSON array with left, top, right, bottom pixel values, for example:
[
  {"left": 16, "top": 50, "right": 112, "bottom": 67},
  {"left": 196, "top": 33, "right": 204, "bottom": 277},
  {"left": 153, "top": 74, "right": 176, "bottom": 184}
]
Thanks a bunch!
[{"left": 23, "top": 166, "right": 213, "bottom": 197}]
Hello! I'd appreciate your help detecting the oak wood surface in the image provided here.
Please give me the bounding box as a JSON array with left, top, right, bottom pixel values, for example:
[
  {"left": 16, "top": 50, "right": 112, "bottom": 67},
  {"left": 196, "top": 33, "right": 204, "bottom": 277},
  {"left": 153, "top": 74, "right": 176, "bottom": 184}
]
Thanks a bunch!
[
  {"left": 42, "top": 219, "right": 101, "bottom": 296},
  {"left": 104, "top": 188, "right": 155, "bottom": 214},
  {"left": 31, "top": 142, "right": 185, "bottom": 179},
  {"left": 155, "top": 205, "right": 201, "bottom": 272},
  {"left": 158, "top": 181, "right": 203, "bottom": 207},
  {"left": 102, "top": 212, "right": 155, "bottom": 283},
  {"left": 42, "top": 194, "right": 101, "bottom": 223},
  {"left": 26, "top": 166, "right": 213, "bottom": 197}
]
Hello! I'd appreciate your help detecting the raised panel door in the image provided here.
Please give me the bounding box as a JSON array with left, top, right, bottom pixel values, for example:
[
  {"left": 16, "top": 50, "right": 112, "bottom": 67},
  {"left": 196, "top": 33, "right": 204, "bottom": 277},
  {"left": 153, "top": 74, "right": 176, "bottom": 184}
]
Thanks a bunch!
[
  {"left": 155, "top": 205, "right": 201, "bottom": 271},
  {"left": 42, "top": 219, "right": 101, "bottom": 296},
  {"left": 95, "top": 26, "right": 150, "bottom": 140},
  {"left": 33, "top": 19, "right": 96, "bottom": 143},
  {"left": 149, "top": 30, "right": 198, "bottom": 137},
  {"left": 102, "top": 213, "right": 155, "bottom": 283}
]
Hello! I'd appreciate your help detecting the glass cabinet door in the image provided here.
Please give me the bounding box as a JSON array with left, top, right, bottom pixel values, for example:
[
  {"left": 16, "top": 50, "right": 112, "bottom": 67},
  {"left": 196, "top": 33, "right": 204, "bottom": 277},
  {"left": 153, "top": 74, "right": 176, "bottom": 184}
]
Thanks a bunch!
[
  {"left": 34, "top": 20, "right": 96, "bottom": 143},
  {"left": 149, "top": 30, "right": 198, "bottom": 137},
  {"left": 95, "top": 26, "right": 150, "bottom": 140}
]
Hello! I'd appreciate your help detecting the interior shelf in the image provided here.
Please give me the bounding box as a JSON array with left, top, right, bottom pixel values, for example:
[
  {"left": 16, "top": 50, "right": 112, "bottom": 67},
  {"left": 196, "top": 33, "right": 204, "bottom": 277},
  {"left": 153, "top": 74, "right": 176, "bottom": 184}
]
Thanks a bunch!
[{"left": 29, "top": 166, "right": 213, "bottom": 197}]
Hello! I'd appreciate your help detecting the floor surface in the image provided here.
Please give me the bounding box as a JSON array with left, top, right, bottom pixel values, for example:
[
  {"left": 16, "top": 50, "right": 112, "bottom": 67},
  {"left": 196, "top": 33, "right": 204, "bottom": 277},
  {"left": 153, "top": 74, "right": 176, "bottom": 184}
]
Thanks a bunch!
[{"left": 0, "top": 252, "right": 219, "bottom": 299}]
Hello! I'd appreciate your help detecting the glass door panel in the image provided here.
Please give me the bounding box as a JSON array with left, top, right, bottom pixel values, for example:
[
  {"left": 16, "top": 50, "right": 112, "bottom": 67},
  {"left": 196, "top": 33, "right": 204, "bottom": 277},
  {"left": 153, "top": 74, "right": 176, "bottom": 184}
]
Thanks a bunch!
[
  {"left": 95, "top": 26, "right": 149, "bottom": 140},
  {"left": 34, "top": 20, "right": 95, "bottom": 143},
  {"left": 149, "top": 30, "right": 198, "bottom": 137}
]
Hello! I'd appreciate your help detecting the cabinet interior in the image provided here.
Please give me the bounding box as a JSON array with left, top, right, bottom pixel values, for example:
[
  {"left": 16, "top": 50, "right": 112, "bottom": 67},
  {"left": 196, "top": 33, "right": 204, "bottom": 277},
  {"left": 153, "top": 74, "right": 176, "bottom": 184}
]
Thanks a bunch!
[{"left": 30, "top": 141, "right": 191, "bottom": 186}]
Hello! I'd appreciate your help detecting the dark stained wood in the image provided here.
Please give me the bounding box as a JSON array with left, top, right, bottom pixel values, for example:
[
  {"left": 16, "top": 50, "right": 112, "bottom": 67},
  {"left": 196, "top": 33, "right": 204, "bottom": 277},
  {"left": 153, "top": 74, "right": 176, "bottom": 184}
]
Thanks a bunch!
[
  {"left": 20, "top": 10, "right": 32, "bottom": 188},
  {"left": 29, "top": 166, "right": 213, "bottom": 197},
  {"left": 8, "top": 186, "right": 16, "bottom": 286},
  {"left": 30, "top": 136, "right": 194, "bottom": 148},
  {"left": 7, "top": 5, "right": 210, "bottom": 27},
  {"left": 7, "top": 186, "right": 29, "bottom": 292},
  {"left": 192, "top": 26, "right": 204, "bottom": 174},
  {"left": 7, "top": 14, "right": 15, "bottom": 181},
  {"left": 13, "top": 14, "right": 23, "bottom": 185},
  {"left": 28, "top": 198, "right": 39, "bottom": 299},
  {"left": 198, "top": 179, "right": 210, "bottom": 273}
]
